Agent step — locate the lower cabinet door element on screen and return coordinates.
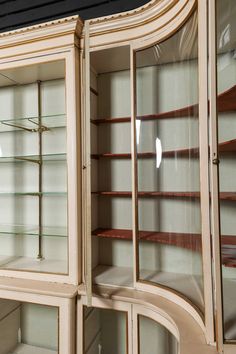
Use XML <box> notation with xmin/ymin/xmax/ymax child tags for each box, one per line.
<box><xmin>83</xmin><ymin>306</ymin><xmax>128</xmax><ymax>354</ymax></box>
<box><xmin>0</xmin><ymin>299</ymin><xmax>59</xmax><ymax>354</ymax></box>
<box><xmin>80</xmin><ymin>300</ymin><xmax>178</xmax><ymax>354</ymax></box>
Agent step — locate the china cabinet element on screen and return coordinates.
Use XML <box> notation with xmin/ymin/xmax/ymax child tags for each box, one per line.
<box><xmin>0</xmin><ymin>0</ymin><xmax>236</xmax><ymax>353</ymax></box>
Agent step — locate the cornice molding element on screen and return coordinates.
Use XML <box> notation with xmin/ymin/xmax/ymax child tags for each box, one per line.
<box><xmin>0</xmin><ymin>15</ymin><xmax>84</xmax><ymax>51</ymax></box>
<box><xmin>89</xmin><ymin>0</ymin><xmax>173</xmax><ymax>27</ymax></box>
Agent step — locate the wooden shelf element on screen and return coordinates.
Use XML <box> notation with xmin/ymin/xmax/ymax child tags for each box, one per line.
<box><xmin>91</xmin><ymin>85</ymin><xmax>236</xmax><ymax>125</ymax></box>
<box><xmin>221</xmin><ymin>236</ymin><xmax>236</xmax><ymax>268</ymax></box>
<box><xmin>218</xmin><ymin>138</ymin><xmax>236</xmax><ymax>154</ymax></box>
<box><xmin>92</xmin><ymin>228</ymin><xmax>202</xmax><ymax>251</ymax></box>
<box><xmin>90</xmin><ymin>86</ymin><xmax>98</xmax><ymax>96</ymax></box>
<box><xmin>91</xmin><ymin>117</ymin><xmax>131</xmax><ymax>124</ymax></box>
<box><xmin>93</xmin><ymin>228</ymin><xmax>236</xmax><ymax>268</ymax></box>
<box><xmin>91</xmin><ymin>139</ymin><xmax>236</xmax><ymax>160</ymax></box>
<box><xmin>91</xmin><ymin>191</ymin><xmax>201</xmax><ymax>198</ymax></box>
<box><xmin>220</xmin><ymin>192</ymin><xmax>236</xmax><ymax>201</ymax></box>
<box><xmin>92</xmin><ymin>191</ymin><xmax>236</xmax><ymax>200</ymax></box>
<box><xmin>218</xmin><ymin>84</ymin><xmax>236</xmax><ymax>112</ymax></box>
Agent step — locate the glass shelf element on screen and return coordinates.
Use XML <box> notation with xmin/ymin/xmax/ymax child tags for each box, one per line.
<box><xmin>0</xmin><ymin>192</ymin><xmax>67</xmax><ymax>196</ymax></box>
<box><xmin>0</xmin><ymin>153</ymin><xmax>66</xmax><ymax>164</ymax></box>
<box><xmin>0</xmin><ymin>114</ymin><xmax>66</xmax><ymax>133</ymax></box>
<box><xmin>0</xmin><ymin>224</ymin><xmax>67</xmax><ymax>237</ymax></box>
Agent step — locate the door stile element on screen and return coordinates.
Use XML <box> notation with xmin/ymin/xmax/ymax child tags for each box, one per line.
<box><xmin>82</xmin><ymin>20</ymin><xmax>92</xmax><ymax>307</ymax></box>
<box><xmin>130</xmin><ymin>45</ymin><xmax>139</xmax><ymax>287</ymax></box>
<box><xmin>208</xmin><ymin>0</ymin><xmax>224</xmax><ymax>351</ymax></box>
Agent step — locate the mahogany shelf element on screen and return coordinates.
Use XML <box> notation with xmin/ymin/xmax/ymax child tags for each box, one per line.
<box><xmin>92</xmin><ymin>228</ymin><xmax>236</xmax><ymax>268</ymax></box>
<box><xmin>90</xmin><ymin>86</ymin><xmax>98</xmax><ymax>96</ymax></box>
<box><xmin>91</xmin><ymin>85</ymin><xmax>236</xmax><ymax>125</ymax></box>
<box><xmin>221</xmin><ymin>237</ymin><xmax>236</xmax><ymax>268</ymax></box>
<box><xmin>92</xmin><ymin>228</ymin><xmax>202</xmax><ymax>251</ymax></box>
<box><xmin>92</xmin><ymin>191</ymin><xmax>236</xmax><ymax>201</ymax></box>
<box><xmin>91</xmin><ymin>139</ymin><xmax>236</xmax><ymax>160</ymax></box>
<box><xmin>91</xmin><ymin>191</ymin><xmax>201</xmax><ymax>198</ymax></box>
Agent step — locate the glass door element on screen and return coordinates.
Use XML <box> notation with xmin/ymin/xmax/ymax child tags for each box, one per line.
<box><xmin>83</xmin><ymin>306</ymin><xmax>128</xmax><ymax>354</ymax></box>
<box><xmin>134</xmin><ymin>12</ymin><xmax>205</xmax><ymax>312</ymax></box>
<box><xmin>0</xmin><ymin>60</ymin><xmax>68</xmax><ymax>274</ymax></box>
<box><xmin>0</xmin><ymin>299</ymin><xmax>58</xmax><ymax>353</ymax></box>
<box><xmin>216</xmin><ymin>0</ymin><xmax>236</xmax><ymax>341</ymax></box>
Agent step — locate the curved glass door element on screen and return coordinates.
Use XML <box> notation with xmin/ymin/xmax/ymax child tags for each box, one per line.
<box><xmin>217</xmin><ymin>0</ymin><xmax>236</xmax><ymax>341</ymax></box>
<box><xmin>135</xmin><ymin>13</ymin><xmax>204</xmax><ymax>311</ymax></box>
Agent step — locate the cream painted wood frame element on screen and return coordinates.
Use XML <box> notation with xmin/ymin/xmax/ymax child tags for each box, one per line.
<box><xmin>208</xmin><ymin>0</ymin><xmax>223</xmax><ymax>352</ymax></box>
<box><xmin>208</xmin><ymin>0</ymin><xmax>236</xmax><ymax>353</ymax></box>
<box><xmin>77</xmin><ymin>286</ymin><xmax>219</xmax><ymax>354</ymax></box>
<box><xmin>0</xmin><ymin>277</ymin><xmax>77</xmax><ymax>354</ymax></box>
<box><xmin>0</xmin><ymin>19</ymin><xmax>82</xmax><ymax>285</ymax></box>
<box><xmin>77</xmin><ymin>296</ymin><xmax>180</xmax><ymax>354</ymax></box>
<box><xmin>82</xmin><ymin>0</ymin><xmax>215</xmax><ymax>347</ymax></box>
<box><xmin>82</xmin><ymin>21</ymin><xmax>92</xmax><ymax>307</ymax></box>
<box><xmin>129</xmin><ymin>0</ymin><xmax>214</xmax><ymax>345</ymax></box>
<box><xmin>86</xmin><ymin>0</ymin><xmax>196</xmax><ymax>52</ymax></box>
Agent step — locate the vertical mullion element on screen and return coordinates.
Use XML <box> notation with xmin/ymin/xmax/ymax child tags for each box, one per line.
<box><xmin>37</xmin><ymin>80</ymin><xmax>43</xmax><ymax>260</ymax></box>
<box><xmin>198</xmin><ymin>0</ymin><xmax>215</xmax><ymax>344</ymax></box>
<box><xmin>132</xmin><ymin>305</ymin><xmax>139</xmax><ymax>354</ymax></box>
<box><xmin>84</xmin><ymin>20</ymin><xmax>92</xmax><ymax>307</ymax></box>
<box><xmin>130</xmin><ymin>45</ymin><xmax>139</xmax><ymax>286</ymax></box>
<box><xmin>208</xmin><ymin>0</ymin><xmax>224</xmax><ymax>351</ymax></box>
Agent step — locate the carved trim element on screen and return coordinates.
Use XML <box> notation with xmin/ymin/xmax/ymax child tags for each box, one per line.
<box><xmin>89</xmin><ymin>0</ymin><xmax>166</xmax><ymax>25</ymax></box>
<box><xmin>88</xmin><ymin>0</ymin><xmax>179</xmax><ymax>35</ymax></box>
<box><xmin>0</xmin><ymin>15</ymin><xmax>82</xmax><ymax>38</ymax></box>
<box><xmin>0</xmin><ymin>15</ymin><xmax>84</xmax><ymax>55</ymax></box>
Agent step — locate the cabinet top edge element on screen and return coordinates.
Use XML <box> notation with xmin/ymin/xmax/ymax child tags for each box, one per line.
<box><xmin>0</xmin><ymin>15</ymin><xmax>84</xmax><ymax>56</ymax></box>
<box><xmin>83</xmin><ymin>0</ymin><xmax>196</xmax><ymax>51</ymax></box>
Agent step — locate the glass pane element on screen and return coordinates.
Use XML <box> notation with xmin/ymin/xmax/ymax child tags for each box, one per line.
<box><xmin>0</xmin><ymin>299</ymin><xmax>58</xmax><ymax>353</ymax></box>
<box><xmin>135</xmin><ymin>13</ymin><xmax>204</xmax><ymax>312</ymax></box>
<box><xmin>138</xmin><ymin>315</ymin><xmax>178</xmax><ymax>354</ymax></box>
<box><xmin>83</xmin><ymin>306</ymin><xmax>127</xmax><ymax>354</ymax></box>
<box><xmin>217</xmin><ymin>0</ymin><xmax>236</xmax><ymax>341</ymax></box>
<box><xmin>90</xmin><ymin>47</ymin><xmax>134</xmax><ymax>288</ymax></box>
<box><xmin>0</xmin><ymin>60</ymin><xmax>68</xmax><ymax>274</ymax></box>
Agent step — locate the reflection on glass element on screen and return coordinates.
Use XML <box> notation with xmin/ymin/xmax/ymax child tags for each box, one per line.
<box><xmin>217</xmin><ymin>0</ymin><xmax>236</xmax><ymax>341</ymax></box>
<box><xmin>138</xmin><ymin>315</ymin><xmax>178</xmax><ymax>354</ymax></box>
<box><xmin>0</xmin><ymin>299</ymin><xmax>58</xmax><ymax>353</ymax></box>
<box><xmin>135</xmin><ymin>13</ymin><xmax>204</xmax><ymax>312</ymax></box>
<box><xmin>83</xmin><ymin>306</ymin><xmax>127</xmax><ymax>354</ymax></box>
